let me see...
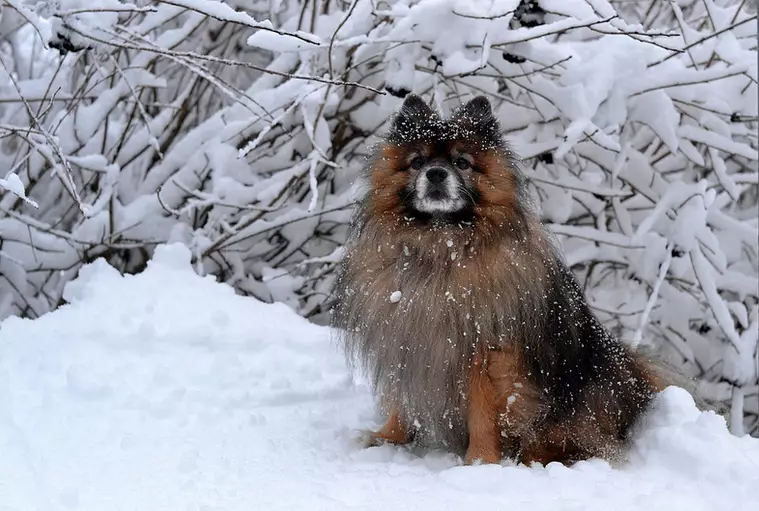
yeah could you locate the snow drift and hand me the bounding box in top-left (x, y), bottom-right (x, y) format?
top-left (0, 244), bottom-right (757, 511)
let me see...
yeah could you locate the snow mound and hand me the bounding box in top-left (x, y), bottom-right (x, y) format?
top-left (0, 244), bottom-right (757, 511)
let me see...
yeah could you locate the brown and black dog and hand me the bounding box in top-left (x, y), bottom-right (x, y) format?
top-left (330, 94), bottom-right (670, 466)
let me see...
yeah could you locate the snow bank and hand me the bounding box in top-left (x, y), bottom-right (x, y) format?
top-left (0, 244), bottom-right (757, 511)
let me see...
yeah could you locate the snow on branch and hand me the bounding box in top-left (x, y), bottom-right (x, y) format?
top-left (0, 172), bottom-right (38, 208)
top-left (0, 0), bottom-right (756, 435)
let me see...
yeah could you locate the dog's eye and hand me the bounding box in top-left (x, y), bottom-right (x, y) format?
top-left (454, 157), bottom-right (471, 170)
top-left (410, 156), bottom-right (425, 170)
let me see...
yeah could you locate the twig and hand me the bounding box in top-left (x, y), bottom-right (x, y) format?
top-left (72, 26), bottom-right (385, 94)
top-left (649, 14), bottom-right (758, 67)
top-left (0, 54), bottom-right (87, 215)
top-left (155, 0), bottom-right (320, 46)
top-left (452, 9), bottom-right (515, 20)
top-left (631, 242), bottom-right (674, 348)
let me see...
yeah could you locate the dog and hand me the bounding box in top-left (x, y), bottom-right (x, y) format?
top-left (330, 94), bottom-right (672, 466)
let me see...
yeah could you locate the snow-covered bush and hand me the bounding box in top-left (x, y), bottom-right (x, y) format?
top-left (1, 0), bottom-right (756, 434)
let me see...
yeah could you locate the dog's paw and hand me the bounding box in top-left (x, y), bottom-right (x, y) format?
top-left (353, 429), bottom-right (385, 448)
top-left (358, 428), bottom-right (413, 449)
top-left (464, 449), bottom-right (501, 466)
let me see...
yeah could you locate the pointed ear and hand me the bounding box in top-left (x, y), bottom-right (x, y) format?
top-left (389, 94), bottom-right (436, 141)
top-left (399, 93), bottom-right (433, 118)
top-left (458, 96), bottom-right (494, 123)
top-left (452, 95), bottom-right (501, 146)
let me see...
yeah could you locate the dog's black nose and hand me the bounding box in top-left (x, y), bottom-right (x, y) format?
top-left (426, 167), bottom-right (448, 185)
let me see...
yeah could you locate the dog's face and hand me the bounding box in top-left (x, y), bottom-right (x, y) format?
top-left (368, 95), bottom-right (520, 227)
top-left (399, 138), bottom-right (478, 217)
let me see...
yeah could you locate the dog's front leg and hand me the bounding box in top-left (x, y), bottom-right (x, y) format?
top-left (464, 354), bottom-right (502, 465)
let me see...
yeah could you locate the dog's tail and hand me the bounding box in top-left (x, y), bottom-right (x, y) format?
top-left (633, 344), bottom-right (726, 415)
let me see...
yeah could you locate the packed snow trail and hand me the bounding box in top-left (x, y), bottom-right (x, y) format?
top-left (0, 244), bottom-right (757, 511)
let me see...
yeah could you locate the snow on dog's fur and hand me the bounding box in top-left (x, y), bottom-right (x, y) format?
top-left (331, 94), bottom-right (673, 465)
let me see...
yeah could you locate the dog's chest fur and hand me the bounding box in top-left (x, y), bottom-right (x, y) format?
top-left (338, 221), bottom-right (543, 451)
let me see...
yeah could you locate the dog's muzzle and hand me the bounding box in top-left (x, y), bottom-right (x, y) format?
top-left (414, 166), bottom-right (465, 214)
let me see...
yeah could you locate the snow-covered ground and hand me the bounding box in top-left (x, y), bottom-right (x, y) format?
top-left (0, 244), bottom-right (757, 511)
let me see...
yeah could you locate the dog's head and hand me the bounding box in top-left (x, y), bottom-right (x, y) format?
top-left (366, 95), bottom-right (523, 230)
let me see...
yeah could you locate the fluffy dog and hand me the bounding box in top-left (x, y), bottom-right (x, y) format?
top-left (330, 94), bottom-right (669, 465)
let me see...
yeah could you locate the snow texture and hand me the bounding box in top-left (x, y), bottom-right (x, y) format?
top-left (0, 244), bottom-right (757, 511)
top-left (1, 0), bottom-right (757, 434)
top-left (0, 172), bottom-right (38, 208)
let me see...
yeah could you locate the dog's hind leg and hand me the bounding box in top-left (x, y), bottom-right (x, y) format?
top-left (366, 407), bottom-right (411, 447)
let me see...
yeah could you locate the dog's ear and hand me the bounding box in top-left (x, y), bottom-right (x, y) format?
top-left (398, 94), bottom-right (433, 121)
top-left (453, 95), bottom-right (501, 146)
top-left (459, 96), bottom-right (493, 123)
top-left (389, 94), bottom-right (437, 142)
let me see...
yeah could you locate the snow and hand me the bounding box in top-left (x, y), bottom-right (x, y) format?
top-left (0, 243), bottom-right (758, 511)
top-left (0, 172), bottom-right (38, 208)
top-left (1, 0), bottom-right (757, 436)
top-left (167, 0), bottom-right (273, 30)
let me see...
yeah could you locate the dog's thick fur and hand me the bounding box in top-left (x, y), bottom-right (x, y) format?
top-left (330, 94), bottom-right (670, 465)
